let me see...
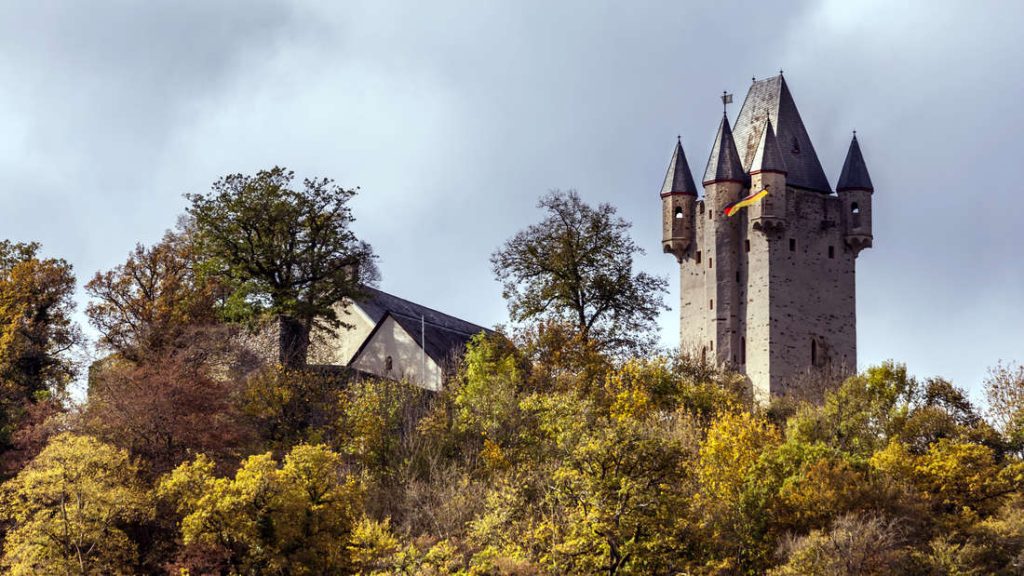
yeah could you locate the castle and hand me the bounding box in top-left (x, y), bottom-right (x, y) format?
top-left (660, 74), bottom-right (874, 402)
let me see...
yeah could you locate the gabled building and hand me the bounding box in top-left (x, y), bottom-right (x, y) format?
top-left (307, 287), bottom-right (492, 391)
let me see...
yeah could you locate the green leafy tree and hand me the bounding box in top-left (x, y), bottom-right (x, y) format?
top-left (0, 433), bottom-right (151, 576)
top-left (0, 241), bottom-right (78, 466)
top-left (547, 415), bottom-right (687, 575)
top-left (186, 167), bottom-right (378, 366)
top-left (491, 190), bottom-right (666, 354)
top-left (159, 444), bottom-right (362, 575)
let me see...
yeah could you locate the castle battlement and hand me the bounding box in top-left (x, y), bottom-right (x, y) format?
top-left (661, 74), bottom-right (873, 402)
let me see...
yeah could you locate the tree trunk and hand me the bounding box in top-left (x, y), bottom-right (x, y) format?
top-left (278, 315), bottom-right (310, 369)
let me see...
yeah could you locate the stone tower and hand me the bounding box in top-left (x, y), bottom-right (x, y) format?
top-left (661, 74), bottom-right (873, 402)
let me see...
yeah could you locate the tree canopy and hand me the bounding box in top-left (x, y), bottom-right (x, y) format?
top-left (186, 167), bottom-right (378, 366)
top-left (491, 190), bottom-right (666, 354)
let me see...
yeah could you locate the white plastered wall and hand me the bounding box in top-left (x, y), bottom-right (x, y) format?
top-left (307, 300), bottom-right (379, 366)
top-left (350, 316), bottom-right (444, 391)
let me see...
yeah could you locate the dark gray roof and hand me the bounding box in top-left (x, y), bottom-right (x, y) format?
top-left (750, 117), bottom-right (787, 174)
top-left (355, 287), bottom-right (492, 366)
top-left (837, 134), bottom-right (873, 192)
top-left (732, 75), bottom-right (832, 193)
top-left (660, 138), bottom-right (698, 196)
top-left (702, 114), bottom-right (748, 186)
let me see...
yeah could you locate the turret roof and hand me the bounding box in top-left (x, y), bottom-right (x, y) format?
top-left (836, 134), bottom-right (873, 192)
top-left (750, 117), bottom-right (787, 174)
top-left (703, 114), bottom-right (748, 186)
top-left (660, 138), bottom-right (698, 196)
top-left (732, 75), bottom-right (832, 193)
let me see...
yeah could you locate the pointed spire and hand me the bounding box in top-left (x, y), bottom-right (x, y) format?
top-left (837, 133), bottom-right (873, 192)
top-left (703, 114), bottom-right (748, 186)
top-left (750, 117), bottom-right (787, 174)
top-left (660, 137), bottom-right (698, 196)
top-left (731, 74), bottom-right (832, 193)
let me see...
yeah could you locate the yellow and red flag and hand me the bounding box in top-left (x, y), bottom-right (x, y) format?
top-left (723, 188), bottom-right (768, 217)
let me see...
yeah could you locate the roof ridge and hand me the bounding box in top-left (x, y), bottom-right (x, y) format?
top-left (361, 286), bottom-right (489, 332)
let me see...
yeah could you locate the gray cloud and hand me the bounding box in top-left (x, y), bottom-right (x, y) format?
top-left (0, 0), bottom-right (1019, 395)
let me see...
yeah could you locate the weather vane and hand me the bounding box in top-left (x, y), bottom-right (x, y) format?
top-left (721, 91), bottom-right (733, 114)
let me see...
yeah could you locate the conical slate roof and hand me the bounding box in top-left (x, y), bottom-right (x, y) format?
top-left (750, 117), bottom-right (787, 174)
top-left (702, 114), bottom-right (748, 186)
top-left (660, 138), bottom-right (698, 196)
top-left (836, 134), bottom-right (873, 192)
top-left (732, 75), bottom-right (831, 193)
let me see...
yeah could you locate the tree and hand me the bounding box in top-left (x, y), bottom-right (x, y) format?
top-left (985, 361), bottom-right (1024, 452)
top-left (82, 332), bottom-right (256, 477)
top-left (0, 433), bottom-right (151, 575)
top-left (158, 444), bottom-right (362, 575)
top-left (490, 190), bottom-right (666, 354)
top-left (85, 227), bottom-right (223, 361)
top-left (771, 513), bottom-right (910, 576)
top-left (0, 240), bottom-right (78, 463)
top-left (186, 167), bottom-right (378, 366)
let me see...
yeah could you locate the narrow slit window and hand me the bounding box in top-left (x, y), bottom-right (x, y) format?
top-left (385, 356), bottom-right (393, 372)
top-left (745, 239), bottom-right (750, 253)
top-left (696, 251), bottom-right (702, 264)
top-left (710, 340), bottom-right (714, 351)
top-left (789, 238), bottom-right (796, 252)
top-left (735, 271), bottom-right (740, 283)
top-left (741, 337), bottom-right (746, 364)
top-left (828, 246), bottom-right (835, 259)
top-left (709, 299), bottom-right (714, 310)
top-left (709, 257), bottom-right (713, 269)
top-left (811, 340), bottom-right (817, 366)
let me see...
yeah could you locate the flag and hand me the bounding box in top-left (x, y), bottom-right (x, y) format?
top-left (723, 188), bottom-right (768, 217)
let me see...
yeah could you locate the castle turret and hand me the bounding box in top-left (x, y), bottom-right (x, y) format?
top-left (748, 117), bottom-right (787, 231)
top-left (702, 113), bottom-right (748, 209)
top-left (661, 137), bottom-right (698, 262)
top-left (837, 133), bottom-right (873, 256)
top-left (702, 113), bottom-right (746, 369)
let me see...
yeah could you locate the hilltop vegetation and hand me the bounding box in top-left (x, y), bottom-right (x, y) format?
top-left (0, 172), bottom-right (1022, 575)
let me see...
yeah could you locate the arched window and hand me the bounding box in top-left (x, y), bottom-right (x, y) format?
top-left (851, 202), bottom-right (861, 228)
top-left (385, 356), bottom-right (393, 372)
top-left (674, 206), bottom-right (683, 219)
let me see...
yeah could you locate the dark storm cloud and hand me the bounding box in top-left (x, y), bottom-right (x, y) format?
top-left (0, 0), bottom-right (1020, 394)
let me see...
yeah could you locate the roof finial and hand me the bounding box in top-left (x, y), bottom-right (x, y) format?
top-left (779, 68), bottom-right (784, 76)
top-left (852, 129), bottom-right (857, 137)
top-left (752, 76), bottom-right (756, 84)
top-left (677, 134), bottom-right (681, 142)
top-left (721, 91), bottom-right (733, 115)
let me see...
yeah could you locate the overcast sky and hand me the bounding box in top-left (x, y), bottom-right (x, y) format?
top-left (1, 1), bottom-right (1021, 397)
